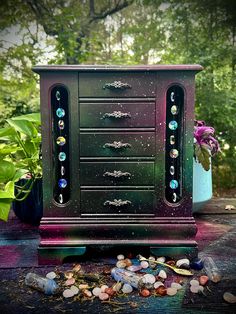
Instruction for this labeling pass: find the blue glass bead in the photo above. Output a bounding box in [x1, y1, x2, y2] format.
[58, 120, 65, 130]
[169, 120, 178, 130]
[56, 108, 65, 118]
[58, 178, 67, 188]
[58, 152, 66, 161]
[190, 258, 204, 270]
[170, 180, 178, 189]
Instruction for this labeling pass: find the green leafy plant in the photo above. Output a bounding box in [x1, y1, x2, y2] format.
[0, 113, 41, 221]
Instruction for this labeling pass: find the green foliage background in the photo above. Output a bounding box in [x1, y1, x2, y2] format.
[0, 0, 235, 194]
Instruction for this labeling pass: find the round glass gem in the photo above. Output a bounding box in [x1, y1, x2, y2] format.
[170, 135, 175, 145]
[56, 91, 61, 101]
[169, 120, 178, 130]
[56, 136, 66, 146]
[61, 166, 65, 176]
[170, 149, 179, 158]
[58, 120, 65, 130]
[170, 180, 179, 189]
[170, 166, 175, 175]
[58, 152, 66, 161]
[171, 105, 178, 115]
[172, 193, 177, 202]
[59, 194, 63, 204]
[56, 108, 65, 118]
[58, 178, 67, 188]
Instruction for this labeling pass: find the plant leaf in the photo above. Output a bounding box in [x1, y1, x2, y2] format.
[195, 144, 211, 171]
[7, 119, 38, 138]
[0, 199, 12, 222]
[0, 160, 16, 182]
[0, 127, 16, 139]
[12, 169, 29, 182]
[11, 113, 41, 124]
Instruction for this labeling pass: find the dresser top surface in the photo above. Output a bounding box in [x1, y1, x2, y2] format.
[33, 64, 203, 73]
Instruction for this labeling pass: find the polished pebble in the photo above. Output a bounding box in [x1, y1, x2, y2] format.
[199, 275, 209, 286]
[190, 258, 204, 270]
[167, 287, 178, 296]
[117, 254, 125, 260]
[79, 284, 89, 290]
[143, 274, 156, 284]
[190, 279, 199, 287]
[64, 271, 73, 279]
[190, 285, 200, 293]
[65, 278, 75, 286]
[100, 285, 109, 293]
[156, 257, 166, 263]
[72, 264, 81, 272]
[92, 287, 101, 297]
[155, 286, 167, 296]
[83, 289, 92, 298]
[105, 287, 116, 296]
[171, 282, 182, 290]
[140, 289, 151, 297]
[70, 285, 79, 295]
[124, 258, 132, 267]
[158, 270, 167, 279]
[116, 260, 127, 268]
[176, 258, 190, 268]
[122, 283, 133, 294]
[98, 292, 109, 301]
[46, 272, 56, 280]
[154, 281, 164, 289]
[223, 292, 236, 304]
[127, 265, 142, 272]
[63, 289, 74, 298]
[140, 261, 149, 269]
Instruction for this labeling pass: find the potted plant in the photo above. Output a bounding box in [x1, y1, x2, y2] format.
[0, 113, 42, 223]
[193, 120, 220, 212]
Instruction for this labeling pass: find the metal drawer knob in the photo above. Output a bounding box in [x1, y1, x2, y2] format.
[103, 170, 131, 179]
[102, 111, 131, 119]
[103, 141, 131, 149]
[103, 81, 131, 90]
[104, 199, 132, 207]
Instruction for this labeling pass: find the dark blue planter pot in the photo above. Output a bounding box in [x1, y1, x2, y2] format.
[12, 178, 43, 225]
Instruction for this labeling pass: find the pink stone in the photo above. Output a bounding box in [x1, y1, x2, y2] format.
[199, 275, 209, 286]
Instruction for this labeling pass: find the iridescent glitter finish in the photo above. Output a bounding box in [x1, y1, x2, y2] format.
[169, 120, 178, 130]
[170, 180, 179, 189]
[56, 108, 65, 118]
[58, 152, 66, 161]
[58, 120, 65, 130]
[58, 178, 67, 188]
[170, 149, 179, 158]
[171, 105, 178, 115]
[56, 136, 66, 146]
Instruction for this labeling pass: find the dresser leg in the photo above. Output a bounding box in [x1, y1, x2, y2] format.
[150, 244, 198, 260]
[38, 246, 87, 265]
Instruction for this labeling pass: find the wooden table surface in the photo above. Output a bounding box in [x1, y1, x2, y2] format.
[0, 198, 235, 314]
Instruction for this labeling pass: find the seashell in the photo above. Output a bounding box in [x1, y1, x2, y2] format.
[223, 292, 236, 304]
[112, 282, 122, 292]
[124, 258, 132, 267]
[154, 281, 164, 289]
[72, 264, 81, 272]
[140, 261, 149, 269]
[155, 286, 167, 296]
[63, 289, 74, 298]
[65, 278, 75, 286]
[83, 289, 92, 298]
[158, 270, 167, 279]
[117, 254, 125, 260]
[116, 260, 126, 268]
[105, 287, 116, 296]
[167, 287, 177, 296]
[70, 285, 79, 295]
[171, 282, 182, 290]
[92, 287, 101, 297]
[64, 271, 74, 279]
[46, 272, 56, 280]
[199, 275, 209, 286]
[101, 284, 109, 292]
[143, 274, 156, 284]
[140, 289, 151, 297]
[79, 284, 89, 290]
[122, 283, 133, 294]
[176, 258, 190, 268]
[98, 292, 109, 301]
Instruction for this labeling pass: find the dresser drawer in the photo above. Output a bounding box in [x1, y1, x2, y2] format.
[80, 162, 154, 186]
[80, 190, 154, 215]
[80, 102, 155, 128]
[80, 132, 155, 157]
[79, 72, 156, 97]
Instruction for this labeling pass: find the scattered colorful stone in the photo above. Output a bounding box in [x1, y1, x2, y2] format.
[46, 271, 57, 280]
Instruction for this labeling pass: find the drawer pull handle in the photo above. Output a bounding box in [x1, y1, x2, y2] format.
[104, 199, 132, 207]
[102, 111, 131, 119]
[103, 141, 131, 149]
[103, 81, 132, 90]
[103, 170, 131, 179]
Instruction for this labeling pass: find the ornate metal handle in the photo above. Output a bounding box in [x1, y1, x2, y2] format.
[103, 81, 132, 90]
[103, 170, 131, 179]
[103, 141, 131, 149]
[102, 111, 131, 119]
[104, 199, 132, 207]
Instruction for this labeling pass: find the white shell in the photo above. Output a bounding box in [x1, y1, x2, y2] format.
[92, 287, 102, 296]
[154, 281, 164, 289]
[223, 292, 236, 304]
[171, 282, 182, 290]
[100, 285, 109, 292]
[176, 258, 190, 267]
[122, 283, 133, 293]
[116, 260, 126, 268]
[70, 285, 79, 295]
[158, 270, 167, 279]
[98, 292, 109, 300]
[63, 289, 74, 298]
[117, 254, 125, 260]
[190, 279, 199, 287]
[46, 271, 56, 280]
[156, 257, 166, 263]
[140, 261, 149, 269]
[167, 287, 177, 296]
[149, 256, 155, 261]
[143, 274, 156, 284]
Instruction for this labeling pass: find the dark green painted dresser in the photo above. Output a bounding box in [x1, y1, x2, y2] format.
[33, 65, 203, 264]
